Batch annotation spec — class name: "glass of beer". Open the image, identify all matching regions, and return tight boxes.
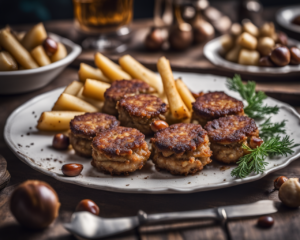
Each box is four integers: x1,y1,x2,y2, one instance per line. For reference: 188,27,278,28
73,0,134,52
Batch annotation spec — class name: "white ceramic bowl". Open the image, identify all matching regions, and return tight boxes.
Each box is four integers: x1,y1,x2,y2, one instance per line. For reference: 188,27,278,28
0,33,82,94
204,36,300,76
276,5,300,34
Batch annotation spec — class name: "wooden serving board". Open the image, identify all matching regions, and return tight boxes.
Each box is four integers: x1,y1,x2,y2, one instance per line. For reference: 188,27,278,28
0,155,11,191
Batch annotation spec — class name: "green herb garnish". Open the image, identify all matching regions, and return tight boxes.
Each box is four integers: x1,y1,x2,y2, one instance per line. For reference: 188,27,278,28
231,136,299,179
259,118,286,141
226,74,279,119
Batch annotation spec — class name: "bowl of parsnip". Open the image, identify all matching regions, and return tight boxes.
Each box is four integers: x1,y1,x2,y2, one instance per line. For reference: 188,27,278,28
0,23,81,94
203,21,300,76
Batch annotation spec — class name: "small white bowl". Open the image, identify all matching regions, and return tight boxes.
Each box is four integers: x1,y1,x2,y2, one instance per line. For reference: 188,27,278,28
0,33,82,94
204,36,300,76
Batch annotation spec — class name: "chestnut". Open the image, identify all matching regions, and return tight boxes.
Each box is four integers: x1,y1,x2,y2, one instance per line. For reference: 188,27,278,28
193,19,214,43
276,32,288,46
279,178,300,207
274,176,288,190
151,120,169,132
270,46,290,67
43,37,58,56
292,15,300,26
76,199,100,216
52,133,69,150
144,27,166,51
259,56,275,67
10,180,60,229
290,47,300,65
257,216,274,228
169,23,193,51
62,163,83,177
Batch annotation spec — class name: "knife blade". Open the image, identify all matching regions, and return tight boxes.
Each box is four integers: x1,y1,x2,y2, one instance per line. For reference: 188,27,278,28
64,200,278,240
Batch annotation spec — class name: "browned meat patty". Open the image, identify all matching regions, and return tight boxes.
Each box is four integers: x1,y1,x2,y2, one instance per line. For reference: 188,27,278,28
102,79,156,116
117,94,168,135
69,113,120,157
92,126,151,175
192,91,244,126
204,115,261,164
150,123,212,175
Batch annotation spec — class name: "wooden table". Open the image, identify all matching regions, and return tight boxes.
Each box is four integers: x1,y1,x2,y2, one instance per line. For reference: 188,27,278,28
1,4,300,240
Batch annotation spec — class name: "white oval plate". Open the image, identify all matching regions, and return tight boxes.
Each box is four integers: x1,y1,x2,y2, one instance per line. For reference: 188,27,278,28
204,36,300,76
4,73,300,194
276,5,300,34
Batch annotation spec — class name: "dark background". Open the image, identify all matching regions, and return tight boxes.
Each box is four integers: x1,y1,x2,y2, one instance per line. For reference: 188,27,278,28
0,0,299,25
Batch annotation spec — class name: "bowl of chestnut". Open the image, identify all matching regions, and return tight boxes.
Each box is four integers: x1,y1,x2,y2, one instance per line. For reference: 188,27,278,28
0,32,81,94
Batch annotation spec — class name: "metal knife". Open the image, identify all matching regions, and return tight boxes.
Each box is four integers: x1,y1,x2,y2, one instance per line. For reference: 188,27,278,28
64,200,278,240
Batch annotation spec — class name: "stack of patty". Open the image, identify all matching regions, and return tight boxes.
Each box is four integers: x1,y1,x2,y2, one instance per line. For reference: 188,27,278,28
204,115,263,163
117,94,168,135
69,113,120,157
192,91,244,126
151,123,212,175
103,79,156,116
92,126,151,175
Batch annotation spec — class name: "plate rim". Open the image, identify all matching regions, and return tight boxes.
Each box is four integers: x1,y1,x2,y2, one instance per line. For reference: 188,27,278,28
4,75,300,194
203,36,300,75
276,5,300,34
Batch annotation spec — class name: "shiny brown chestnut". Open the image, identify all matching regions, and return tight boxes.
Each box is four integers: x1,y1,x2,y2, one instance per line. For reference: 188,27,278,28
274,176,288,190
144,28,165,51
151,120,169,132
290,47,300,65
10,180,60,229
62,163,83,177
292,15,300,26
259,56,275,67
43,37,58,56
257,216,274,228
76,199,100,216
270,46,290,67
276,32,288,46
169,23,193,51
53,133,69,150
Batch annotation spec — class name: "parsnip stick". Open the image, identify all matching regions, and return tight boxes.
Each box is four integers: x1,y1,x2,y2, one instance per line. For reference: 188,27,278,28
82,79,110,101
94,53,131,81
52,93,98,112
0,51,18,71
51,42,67,62
77,87,104,110
0,29,38,69
21,23,47,51
31,45,51,66
63,81,83,95
175,79,195,111
36,111,85,131
157,57,190,119
119,55,163,94
78,63,110,83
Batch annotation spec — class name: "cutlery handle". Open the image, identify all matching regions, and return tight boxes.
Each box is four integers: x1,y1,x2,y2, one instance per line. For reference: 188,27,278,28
139,208,219,225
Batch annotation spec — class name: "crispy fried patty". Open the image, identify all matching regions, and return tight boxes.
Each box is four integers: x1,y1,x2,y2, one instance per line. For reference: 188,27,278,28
117,94,168,135
103,79,156,116
205,115,258,144
151,123,212,175
204,115,260,163
92,126,151,175
192,92,244,126
69,113,120,157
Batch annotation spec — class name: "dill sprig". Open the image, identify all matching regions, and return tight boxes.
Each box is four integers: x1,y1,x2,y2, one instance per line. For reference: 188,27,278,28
226,74,279,119
231,136,299,179
259,118,286,141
